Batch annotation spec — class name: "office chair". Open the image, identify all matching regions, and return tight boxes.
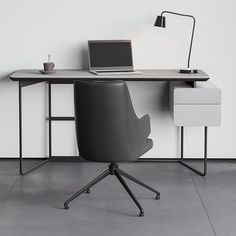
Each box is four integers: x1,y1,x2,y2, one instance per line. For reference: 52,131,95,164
64,80,160,217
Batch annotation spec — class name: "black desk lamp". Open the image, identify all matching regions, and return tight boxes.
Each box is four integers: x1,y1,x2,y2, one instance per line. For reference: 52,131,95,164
154,11,198,74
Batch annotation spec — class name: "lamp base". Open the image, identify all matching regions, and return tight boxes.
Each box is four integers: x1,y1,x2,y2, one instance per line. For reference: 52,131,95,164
179,69,198,74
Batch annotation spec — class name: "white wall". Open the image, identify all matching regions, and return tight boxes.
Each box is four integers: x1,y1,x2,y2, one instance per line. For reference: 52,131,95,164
0,0,235,158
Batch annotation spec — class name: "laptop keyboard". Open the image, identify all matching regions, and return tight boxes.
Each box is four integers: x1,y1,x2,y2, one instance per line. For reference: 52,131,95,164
94,70,142,75
98,70,133,73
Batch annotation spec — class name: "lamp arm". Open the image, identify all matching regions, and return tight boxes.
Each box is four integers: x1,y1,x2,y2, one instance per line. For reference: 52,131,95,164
161,11,196,69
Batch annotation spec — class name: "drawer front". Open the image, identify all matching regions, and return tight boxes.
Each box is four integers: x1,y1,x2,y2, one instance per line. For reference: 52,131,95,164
173,88,221,104
173,105,221,127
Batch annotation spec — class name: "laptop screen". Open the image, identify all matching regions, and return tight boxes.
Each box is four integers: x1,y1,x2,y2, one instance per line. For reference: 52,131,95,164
88,40,133,70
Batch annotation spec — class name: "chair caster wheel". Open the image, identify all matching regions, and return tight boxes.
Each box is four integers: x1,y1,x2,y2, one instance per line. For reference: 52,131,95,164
86,189,91,194
139,210,144,217
64,204,69,210
155,193,160,200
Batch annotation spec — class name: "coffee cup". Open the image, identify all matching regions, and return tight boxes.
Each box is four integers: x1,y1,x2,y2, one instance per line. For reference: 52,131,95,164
43,62,55,72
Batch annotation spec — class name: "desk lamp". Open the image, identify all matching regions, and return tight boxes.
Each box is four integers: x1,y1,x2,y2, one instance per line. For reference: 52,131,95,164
154,11,198,74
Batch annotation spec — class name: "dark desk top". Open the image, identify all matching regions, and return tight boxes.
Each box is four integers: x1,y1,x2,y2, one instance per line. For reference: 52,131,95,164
10,69,209,83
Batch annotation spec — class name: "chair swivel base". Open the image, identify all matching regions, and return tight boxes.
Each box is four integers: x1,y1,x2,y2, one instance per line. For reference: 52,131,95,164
64,163,160,217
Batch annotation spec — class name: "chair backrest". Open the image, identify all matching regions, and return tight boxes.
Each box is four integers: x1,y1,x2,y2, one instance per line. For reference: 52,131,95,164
74,80,148,163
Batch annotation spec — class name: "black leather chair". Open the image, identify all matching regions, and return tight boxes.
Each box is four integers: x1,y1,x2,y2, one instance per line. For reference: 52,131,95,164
64,80,160,216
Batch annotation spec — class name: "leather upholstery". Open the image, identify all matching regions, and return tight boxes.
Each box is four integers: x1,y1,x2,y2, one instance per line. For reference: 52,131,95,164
74,80,153,163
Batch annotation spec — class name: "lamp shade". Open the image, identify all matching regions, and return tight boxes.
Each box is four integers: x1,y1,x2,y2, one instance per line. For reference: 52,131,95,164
154,15,166,27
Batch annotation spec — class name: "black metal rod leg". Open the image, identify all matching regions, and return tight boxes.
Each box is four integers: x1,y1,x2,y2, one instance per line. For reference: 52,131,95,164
181,126,184,160
18,81,48,175
115,170,144,217
19,81,23,175
48,82,52,158
64,169,110,209
118,169,160,199
179,126,207,176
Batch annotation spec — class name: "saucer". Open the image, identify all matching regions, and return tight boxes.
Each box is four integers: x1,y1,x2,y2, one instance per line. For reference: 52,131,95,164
39,70,56,74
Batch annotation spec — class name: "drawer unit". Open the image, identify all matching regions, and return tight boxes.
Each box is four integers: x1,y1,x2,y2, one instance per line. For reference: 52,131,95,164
170,81,221,127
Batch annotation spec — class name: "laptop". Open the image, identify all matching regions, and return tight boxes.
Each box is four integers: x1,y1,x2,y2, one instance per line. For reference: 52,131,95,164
88,40,141,75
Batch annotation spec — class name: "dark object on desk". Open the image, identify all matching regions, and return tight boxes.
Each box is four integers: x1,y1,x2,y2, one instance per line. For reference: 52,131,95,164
43,54,55,71
179,69,198,74
39,70,56,74
43,62,55,72
64,80,160,217
88,40,140,75
154,11,198,74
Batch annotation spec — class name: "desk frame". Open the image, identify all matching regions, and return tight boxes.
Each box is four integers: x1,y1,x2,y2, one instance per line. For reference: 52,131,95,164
179,126,207,176
13,69,209,176
18,81,48,175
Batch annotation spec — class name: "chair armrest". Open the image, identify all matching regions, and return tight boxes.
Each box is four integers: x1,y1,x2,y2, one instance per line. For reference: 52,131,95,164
139,114,151,138
127,113,152,159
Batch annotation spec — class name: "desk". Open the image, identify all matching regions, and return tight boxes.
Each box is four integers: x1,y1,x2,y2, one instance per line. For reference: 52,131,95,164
10,69,209,175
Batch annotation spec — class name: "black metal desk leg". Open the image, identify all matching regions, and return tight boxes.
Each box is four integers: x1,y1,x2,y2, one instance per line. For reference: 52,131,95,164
18,81,48,175
19,81,23,175
48,82,52,158
178,126,207,176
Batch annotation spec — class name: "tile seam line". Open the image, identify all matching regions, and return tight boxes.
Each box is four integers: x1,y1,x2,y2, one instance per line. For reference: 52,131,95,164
0,177,19,209
189,172,217,236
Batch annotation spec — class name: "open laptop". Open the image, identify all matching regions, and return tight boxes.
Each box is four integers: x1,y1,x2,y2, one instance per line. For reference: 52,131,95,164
88,40,141,75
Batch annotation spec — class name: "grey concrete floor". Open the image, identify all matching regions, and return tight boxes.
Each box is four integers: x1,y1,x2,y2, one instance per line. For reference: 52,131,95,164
0,160,236,236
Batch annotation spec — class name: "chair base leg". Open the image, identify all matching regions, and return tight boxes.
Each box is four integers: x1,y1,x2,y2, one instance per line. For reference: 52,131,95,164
114,169,144,217
64,169,110,209
117,169,160,200
86,189,91,194
64,163,160,216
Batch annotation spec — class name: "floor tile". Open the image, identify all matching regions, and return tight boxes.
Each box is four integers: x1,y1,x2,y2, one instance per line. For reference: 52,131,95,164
0,176,18,208
0,162,215,236
192,161,236,234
